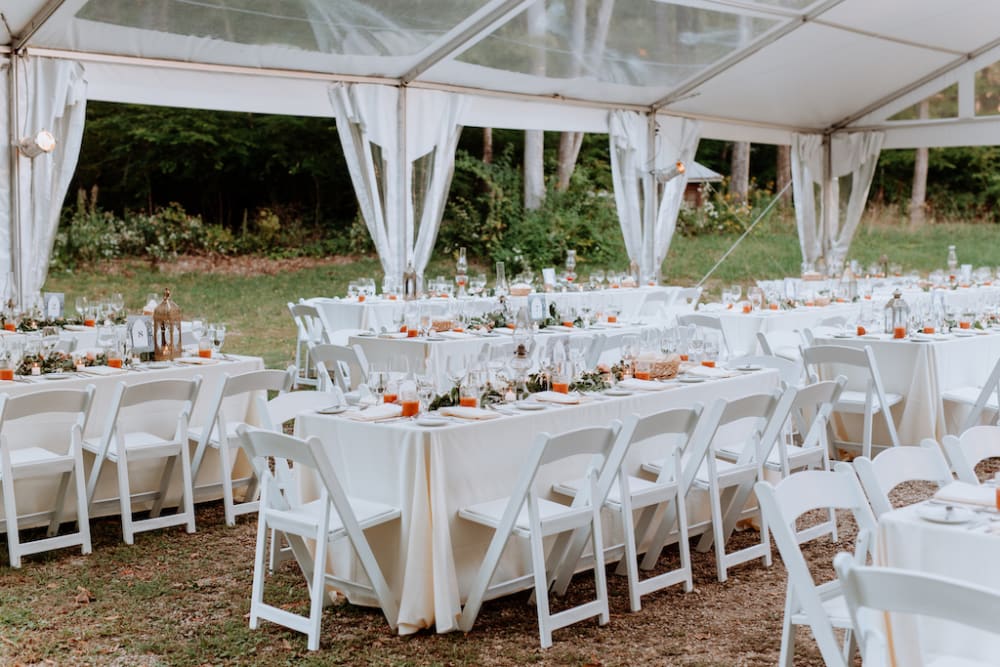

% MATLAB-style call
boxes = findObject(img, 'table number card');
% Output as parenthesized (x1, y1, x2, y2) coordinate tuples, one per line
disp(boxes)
(42, 292, 64, 319)
(127, 315, 154, 353)
(528, 294, 547, 322)
(542, 268, 557, 288)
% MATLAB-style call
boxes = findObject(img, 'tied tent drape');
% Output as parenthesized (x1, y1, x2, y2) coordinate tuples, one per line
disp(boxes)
(3, 57, 86, 304)
(791, 130, 884, 266)
(609, 110, 700, 281)
(329, 83, 465, 282)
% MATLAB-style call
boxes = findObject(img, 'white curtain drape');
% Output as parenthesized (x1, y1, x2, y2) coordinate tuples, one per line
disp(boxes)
(329, 83, 465, 282)
(12, 57, 87, 303)
(791, 130, 884, 266)
(0, 59, 9, 297)
(609, 110, 700, 280)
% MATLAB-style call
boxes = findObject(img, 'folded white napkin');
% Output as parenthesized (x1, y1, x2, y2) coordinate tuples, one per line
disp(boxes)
(532, 391, 583, 404)
(175, 356, 218, 365)
(438, 406, 500, 420)
(684, 365, 735, 379)
(493, 327, 514, 335)
(79, 365, 127, 376)
(378, 332, 408, 339)
(546, 325, 576, 332)
(617, 378, 668, 391)
(437, 330, 471, 340)
(933, 481, 995, 507)
(698, 302, 726, 312)
(345, 404, 403, 421)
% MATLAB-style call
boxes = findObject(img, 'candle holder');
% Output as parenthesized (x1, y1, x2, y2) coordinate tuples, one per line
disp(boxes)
(455, 247, 468, 298)
(153, 288, 182, 361)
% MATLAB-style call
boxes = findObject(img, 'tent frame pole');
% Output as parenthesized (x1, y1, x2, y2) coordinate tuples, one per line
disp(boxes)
(396, 85, 408, 285)
(7, 54, 21, 309)
(821, 133, 834, 263)
(642, 112, 657, 281)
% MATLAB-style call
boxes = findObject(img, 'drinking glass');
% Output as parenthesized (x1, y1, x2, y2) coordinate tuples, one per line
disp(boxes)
(75, 296, 89, 320)
(367, 369, 387, 404)
(688, 326, 705, 363)
(730, 284, 742, 302)
(41, 326, 60, 359)
(211, 323, 226, 355)
(593, 269, 606, 289)
(110, 292, 125, 315)
(191, 319, 205, 344)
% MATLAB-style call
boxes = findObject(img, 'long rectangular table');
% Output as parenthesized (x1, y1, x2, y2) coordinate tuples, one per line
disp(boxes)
(877, 498, 1000, 665)
(1, 354, 264, 529)
(296, 369, 779, 635)
(815, 330, 1000, 443)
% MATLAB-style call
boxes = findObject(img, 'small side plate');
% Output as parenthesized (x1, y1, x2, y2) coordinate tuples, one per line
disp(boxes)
(916, 504, 974, 524)
(678, 376, 706, 383)
(604, 388, 633, 397)
(515, 401, 547, 411)
(416, 416, 449, 427)
(317, 405, 347, 415)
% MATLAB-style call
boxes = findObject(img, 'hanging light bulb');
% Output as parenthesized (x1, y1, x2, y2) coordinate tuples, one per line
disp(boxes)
(653, 160, 686, 183)
(16, 129, 56, 158)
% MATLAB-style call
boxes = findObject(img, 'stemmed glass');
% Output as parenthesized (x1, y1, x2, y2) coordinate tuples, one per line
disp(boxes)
(210, 323, 226, 357)
(191, 319, 206, 346)
(75, 296, 89, 321)
(41, 326, 60, 359)
(415, 375, 435, 412)
(593, 269, 606, 289)
(687, 326, 705, 363)
(367, 369, 388, 404)
(110, 293, 125, 317)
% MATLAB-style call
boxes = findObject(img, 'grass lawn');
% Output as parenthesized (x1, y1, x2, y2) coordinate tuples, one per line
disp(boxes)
(43, 216, 1000, 369)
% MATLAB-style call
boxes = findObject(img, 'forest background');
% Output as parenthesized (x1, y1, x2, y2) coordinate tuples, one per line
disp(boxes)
(56, 100, 998, 274)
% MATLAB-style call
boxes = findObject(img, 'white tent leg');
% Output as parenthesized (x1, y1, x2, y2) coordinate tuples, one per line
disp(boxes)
(7, 56, 21, 309)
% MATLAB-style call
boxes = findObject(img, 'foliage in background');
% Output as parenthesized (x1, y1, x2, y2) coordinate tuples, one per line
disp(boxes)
(676, 180, 779, 237)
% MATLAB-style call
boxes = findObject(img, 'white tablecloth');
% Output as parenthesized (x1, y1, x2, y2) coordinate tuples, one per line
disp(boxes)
(877, 501, 1000, 665)
(296, 369, 779, 634)
(699, 303, 860, 356)
(307, 287, 679, 335)
(815, 331, 1000, 443)
(0, 354, 264, 529)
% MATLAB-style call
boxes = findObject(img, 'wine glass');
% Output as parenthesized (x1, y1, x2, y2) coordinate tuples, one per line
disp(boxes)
(687, 326, 705, 363)
(730, 284, 742, 303)
(593, 269, 606, 289)
(416, 374, 435, 411)
(75, 296, 89, 320)
(110, 292, 125, 316)
(211, 323, 226, 356)
(41, 326, 60, 359)
(367, 369, 387, 404)
(191, 319, 206, 345)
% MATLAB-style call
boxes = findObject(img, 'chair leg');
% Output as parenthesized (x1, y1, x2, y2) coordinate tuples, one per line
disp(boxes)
(249, 507, 269, 630)
(620, 502, 642, 612)
(73, 455, 92, 555)
(779, 589, 796, 667)
(218, 441, 236, 527)
(47, 470, 72, 537)
(529, 524, 553, 649)
(2, 477, 22, 568)
(306, 522, 328, 651)
(115, 455, 135, 545)
(590, 501, 609, 626)
(675, 488, 693, 593)
(862, 408, 874, 460)
(150, 455, 177, 519)
(178, 441, 196, 534)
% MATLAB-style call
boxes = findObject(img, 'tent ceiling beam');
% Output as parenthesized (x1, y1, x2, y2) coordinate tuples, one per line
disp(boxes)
(656, 0, 802, 21)
(650, 0, 847, 111)
(400, 0, 536, 85)
(831, 34, 1000, 131)
(10, 0, 65, 52)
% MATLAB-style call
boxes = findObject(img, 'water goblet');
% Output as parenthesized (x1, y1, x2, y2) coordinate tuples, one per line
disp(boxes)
(211, 323, 227, 356)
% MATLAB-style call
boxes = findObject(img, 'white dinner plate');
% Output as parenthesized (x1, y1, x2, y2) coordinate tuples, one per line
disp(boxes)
(479, 332, 500, 338)
(145, 361, 172, 370)
(731, 364, 762, 372)
(953, 330, 976, 337)
(39, 373, 74, 380)
(317, 405, 348, 415)
(604, 388, 633, 397)
(515, 401, 546, 411)
(678, 376, 706, 383)
(416, 416, 449, 427)
(916, 504, 975, 524)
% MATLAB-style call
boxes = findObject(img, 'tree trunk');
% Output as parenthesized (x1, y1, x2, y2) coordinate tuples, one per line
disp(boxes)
(910, 99, 930, 227)
(524, 2, 546, 210)
(482, 127, 493, 164)
(776, 144, 792, 205)
(556, 132, 583, 191)
(730, 141, 750, 204)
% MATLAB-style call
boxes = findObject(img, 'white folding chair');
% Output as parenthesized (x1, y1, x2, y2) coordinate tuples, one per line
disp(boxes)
(0, 386, 95, 568)
(238, 427, 399, 651)
(941, 424, 1000, 484)
(553, 406, 702, 611)
(263, 386, 345, 573)
(756, 329, 806, 362)
(673, 287, 702, 311)
(846, 439, 953, 516)
(771, 378, 847, 476)
(646, 389, 794, 582)
(189, 367, 295, 526)
(84, 377, 201, 545)
(677, 313, 732, 359)
(941, 354, 1000, 434)
(755, 468, 877, 667)
(802, 344, 903, 459)
(309, 343, 369, 394)
(288, 302, 327, 388)
(637, 289, 673, 321)
(458, 423, 622, 649)
(835, 552, 1000, 667)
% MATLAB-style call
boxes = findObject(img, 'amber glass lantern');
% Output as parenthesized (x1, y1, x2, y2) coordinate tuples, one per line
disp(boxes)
(153, 288, 182, 360)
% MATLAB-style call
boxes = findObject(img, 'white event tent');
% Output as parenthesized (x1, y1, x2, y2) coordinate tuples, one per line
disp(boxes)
(2, 0, 1000, 300)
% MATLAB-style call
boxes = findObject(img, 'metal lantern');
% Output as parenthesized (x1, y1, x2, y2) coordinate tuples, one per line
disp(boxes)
(883, 289, 910, 338)
(153, 288, 182, 360)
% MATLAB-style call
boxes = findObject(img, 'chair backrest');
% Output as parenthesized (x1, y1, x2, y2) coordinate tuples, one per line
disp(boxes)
(801, 343, 886, 395)
(288, 302, 326, 344)
(104, 377, 202, 442)
(848, 439, 953, 516)
(715, 388, 793, 466)
(0, 386, 96, 452)
(309, 343, 370, 392)
(834, 552, 1000, 666)
(619, 405, 703, 487)
(755, 468, 877, 667)
(638, 290, 672, 319)
(756, 330, 805, 361)
(674, 287, 702, 309)
(201, 367, 296, 437)
(942, 424, 1000, 484)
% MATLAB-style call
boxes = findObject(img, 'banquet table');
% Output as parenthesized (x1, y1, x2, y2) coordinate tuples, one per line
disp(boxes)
(876, 493, 1000, 665)
(0, 353, 264, 530)
(696, 303, 860, 357)
(814, 329, 1000, 443)
(307, 286, 680, 335)
(350, 322, 661, 391)
(296, 368, 779, 635)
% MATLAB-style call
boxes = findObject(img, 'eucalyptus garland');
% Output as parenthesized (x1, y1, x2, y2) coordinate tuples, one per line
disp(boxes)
(16, 352, 109, 375)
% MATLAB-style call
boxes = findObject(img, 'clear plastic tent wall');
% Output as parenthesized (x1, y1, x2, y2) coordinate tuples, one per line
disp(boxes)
(4, 0, 1000, 292)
